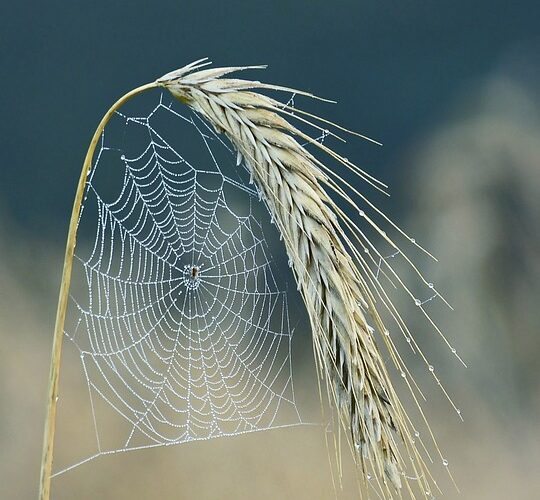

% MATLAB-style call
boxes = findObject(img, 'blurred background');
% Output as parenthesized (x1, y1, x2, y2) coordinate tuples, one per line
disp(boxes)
(1, 1, 539, 498)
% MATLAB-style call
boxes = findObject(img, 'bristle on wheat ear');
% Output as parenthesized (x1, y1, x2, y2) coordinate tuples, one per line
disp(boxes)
(158, 59, 435, 496)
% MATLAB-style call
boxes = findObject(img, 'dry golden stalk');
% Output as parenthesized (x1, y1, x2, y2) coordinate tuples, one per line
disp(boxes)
(39, 82, 158, 500)
(41, 59, 445, 500)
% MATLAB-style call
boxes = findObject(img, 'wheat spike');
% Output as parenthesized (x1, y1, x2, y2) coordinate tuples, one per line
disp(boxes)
(158, 60, 435, 497)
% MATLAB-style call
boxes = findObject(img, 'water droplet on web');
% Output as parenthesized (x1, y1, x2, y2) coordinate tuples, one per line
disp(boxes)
(442, 459, 449, 467)
(451, 347, 457, 354)
(406, 337, 411, 343)
(414, 298, 421, 306)
(384, 329, 390, 337)
(364, 248, 370, 254)
(400, 371, 406, 378)
(411, 238, 416, 243)
(414, 430, 420, 438)
(359, 210, 365, 217)
(428, 282, 434, 289)
(121, 154, 126, 161)
(428, 365, 434, 372)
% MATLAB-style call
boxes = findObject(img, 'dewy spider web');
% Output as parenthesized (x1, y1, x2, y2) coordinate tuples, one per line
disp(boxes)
(56, 93, 304, 475)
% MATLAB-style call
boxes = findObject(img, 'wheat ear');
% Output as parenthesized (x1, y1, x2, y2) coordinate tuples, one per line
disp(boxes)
(159, 60, 434, 496)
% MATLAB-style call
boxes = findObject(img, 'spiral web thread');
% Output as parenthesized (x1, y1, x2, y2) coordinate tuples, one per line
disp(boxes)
(55, 94, 303, 476)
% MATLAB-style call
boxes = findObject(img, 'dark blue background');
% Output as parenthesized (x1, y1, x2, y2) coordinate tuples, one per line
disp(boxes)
(1, 0, 538, 240)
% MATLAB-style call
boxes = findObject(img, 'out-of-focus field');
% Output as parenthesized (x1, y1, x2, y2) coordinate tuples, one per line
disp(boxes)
(1, 70, 539, 500)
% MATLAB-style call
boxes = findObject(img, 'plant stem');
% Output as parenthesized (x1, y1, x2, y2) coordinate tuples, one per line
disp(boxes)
(39, 81, 157, 500)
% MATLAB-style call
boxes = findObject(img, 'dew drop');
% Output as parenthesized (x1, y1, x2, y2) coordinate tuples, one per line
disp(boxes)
(384, 329, 390, 337)
(411, 238, 416, 243)
(451, 347, 457, 354)
(400, 371, 406, 378)
(121, 154, 126, 161)
(406, 337, 411, 343)
(443, 459, 449, 467)
(428, 282, 434, 288)
(359, 210, 365, 217)
(414, 298, 421, 306)
(428, 365, 434, 372)
(414, 430, 420, 438)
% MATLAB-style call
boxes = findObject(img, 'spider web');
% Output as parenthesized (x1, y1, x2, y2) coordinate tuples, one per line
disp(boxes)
(56, 93, 303, 475)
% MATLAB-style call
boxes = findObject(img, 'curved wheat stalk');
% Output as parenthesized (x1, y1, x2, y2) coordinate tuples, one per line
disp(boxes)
(158, 60, 437, 497)
(40, 59, 445, 500)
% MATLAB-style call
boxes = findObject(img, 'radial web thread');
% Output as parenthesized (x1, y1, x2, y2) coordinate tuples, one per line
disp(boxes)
(57, 94, 303, 475)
